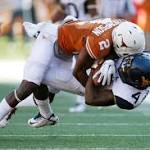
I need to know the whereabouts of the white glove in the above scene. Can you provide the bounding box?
[93,60,116,86]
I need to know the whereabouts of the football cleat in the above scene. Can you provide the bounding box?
[28,113,59,128]
[0,115,9,128]
[0,108,17,128]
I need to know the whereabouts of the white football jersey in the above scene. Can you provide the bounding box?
[112,59,149,108]
[112,76,149,108]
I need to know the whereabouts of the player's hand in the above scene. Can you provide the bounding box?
[93,60,116,86]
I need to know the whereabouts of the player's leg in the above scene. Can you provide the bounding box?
[27,52,85,127]
[27,64,85,127]
[28,83,60,127]
[0,82,37,128]
[0,80,38,122]
[28,84,58,128]
[23,22,59,127]
[0,22,58,126]
[0,85,57,128]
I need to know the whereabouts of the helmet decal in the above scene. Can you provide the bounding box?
[112,21,145,57]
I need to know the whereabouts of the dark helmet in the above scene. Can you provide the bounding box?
[118,52,150,90]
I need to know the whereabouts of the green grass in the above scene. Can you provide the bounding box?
[0,84,150,149]
[0,36,31,60]
[1,38,150,150]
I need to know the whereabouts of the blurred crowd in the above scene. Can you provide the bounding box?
[0,0,150,48]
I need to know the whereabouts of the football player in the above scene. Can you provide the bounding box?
[0,16,145,127]
[53,0,98,112]
[58,0,98,113]
[85,52,150,109]
[57,17,145,87]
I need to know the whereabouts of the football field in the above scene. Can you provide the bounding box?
[0,84,150,150]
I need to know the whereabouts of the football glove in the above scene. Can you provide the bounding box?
[93,59,116,86]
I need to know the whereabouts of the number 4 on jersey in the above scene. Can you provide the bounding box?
[132,92,141,104]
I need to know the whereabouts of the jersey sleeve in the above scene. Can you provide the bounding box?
[85,33,112,59]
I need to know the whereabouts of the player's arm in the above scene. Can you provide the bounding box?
[85,71,115,106]
[73,48,94,87]
[51,3,67,23]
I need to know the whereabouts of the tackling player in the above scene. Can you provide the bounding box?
[0,16,145,127]
[57,17,145,87]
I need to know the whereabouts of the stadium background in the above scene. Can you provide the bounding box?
[1,0,150,149]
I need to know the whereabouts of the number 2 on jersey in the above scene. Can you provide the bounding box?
[99,39,110,50]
